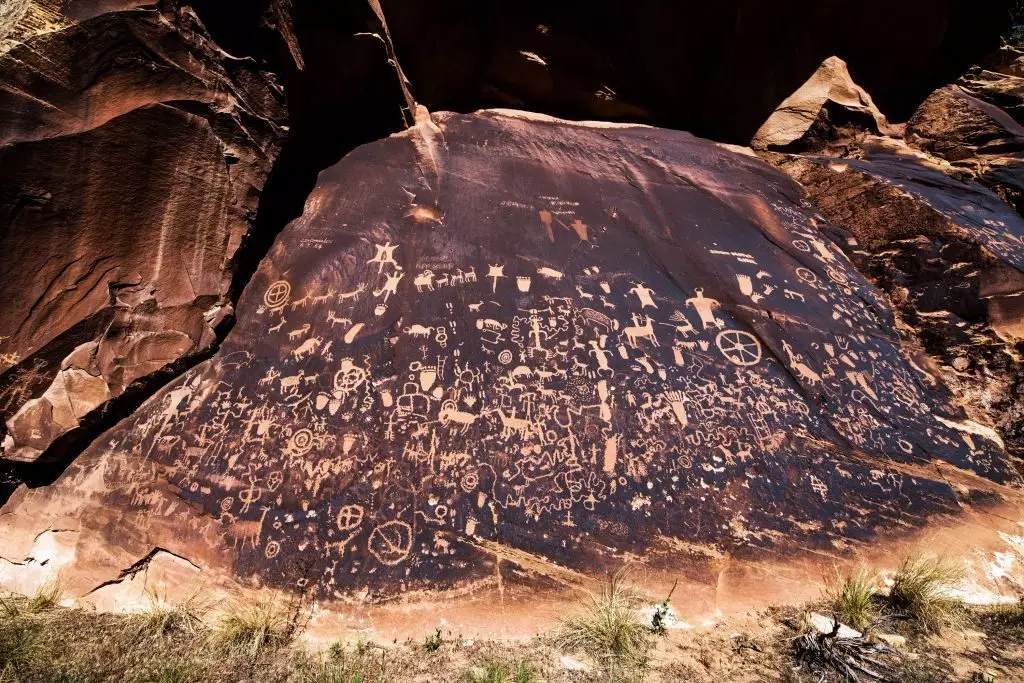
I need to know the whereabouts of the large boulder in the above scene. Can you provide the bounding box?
[2,110,1018,631]
[751,56,895,152]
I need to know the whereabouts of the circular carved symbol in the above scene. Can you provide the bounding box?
[264,540,281,559]
[460,471,479,492]
[792,239,811,252]
[336,504,365,532]
[497,349,513,365]
[263,280,291,309]
[826,266,849,285]
[368,521,414,566]
[795,267,817,284]
[334,359,368,394]
[290,429,314,455]
[716,330,762,366]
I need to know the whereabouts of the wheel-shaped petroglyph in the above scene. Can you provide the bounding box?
[334,358,368,395]
[368,520,414,566]
[336,504,365,532]
[716,330,762,366]
[263,280,291,309]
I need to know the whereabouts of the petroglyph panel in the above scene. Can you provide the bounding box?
[1,111,1016,601]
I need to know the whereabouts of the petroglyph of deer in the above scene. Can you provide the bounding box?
[287,323,311,341]
[279,371,306,393]
[292,336,323,360]
[495,408,535,439]
[327,311,352,328]
[622,315,658,348]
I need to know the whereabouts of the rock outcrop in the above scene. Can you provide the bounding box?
[0,6,286,464]
[1,0,1024,639]
[751,57,895,152]
[760,59,1024,465]
[1,110,1018,622]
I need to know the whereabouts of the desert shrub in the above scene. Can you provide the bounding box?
[824,566,879,631]
[887,555,965,633]
[556,569,650,679]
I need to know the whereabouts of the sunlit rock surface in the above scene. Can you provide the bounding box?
[1,111,1018,615]
[0,6,286,462]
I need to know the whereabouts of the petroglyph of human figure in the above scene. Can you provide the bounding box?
[367,242,399,273]
[487,264,505,292]
[686,288,723,329]
[588,339,614,375]
[374,271,404,302]
[628,282,658,309]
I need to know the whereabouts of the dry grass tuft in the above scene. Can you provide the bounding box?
[215,596,292,657]
[888,555,965,633]
[133,589,210,638]
[556,569,651,679]
[0,579,62,618]
[823,566,879,631]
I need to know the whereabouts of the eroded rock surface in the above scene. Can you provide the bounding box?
[0,5,286,463]
[751,56,895,152]
[760,61,1024,463]
[2,111,1017,609]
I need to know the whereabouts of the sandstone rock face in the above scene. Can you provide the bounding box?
[751,56,894,152]
[760,61,1024,464]
[2,110,1018,618]
[0,6,286,463]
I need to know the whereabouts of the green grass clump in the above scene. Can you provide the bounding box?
[556,569,651,679]
[824,566,879,631]
[466,661,537,683]
[422,628,443,653]
[888,555,965,633]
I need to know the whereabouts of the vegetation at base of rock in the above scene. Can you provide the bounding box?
[133,590,208,639]
[0,580,62,618]
[464,661,537,683]
[216,596,294,656]
[1,592,1022,682]
[422,628,443,653]
[555,569,651,679]
[823,566,879,631]
[887,555,966,633]
[649,579,678,636]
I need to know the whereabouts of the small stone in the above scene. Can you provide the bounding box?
[808,612,862,639]
[560,655,588,671]
[869,632,907,648]
[952,356,971,371]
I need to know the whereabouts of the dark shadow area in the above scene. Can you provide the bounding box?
[379,0,1013,142]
